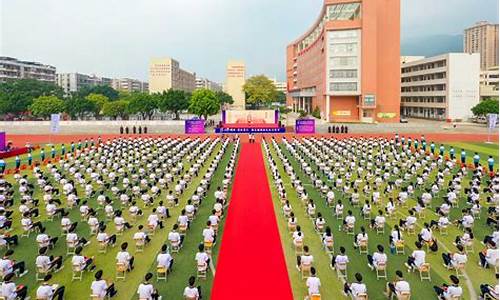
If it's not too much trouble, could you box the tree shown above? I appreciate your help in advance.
[276,91,286,104]
[242,75,278,107]
[102,100,129,120]
[64,94,96,120]
[29,96,65,119]
[312,106,321,119]
[188,89,219,120]
[77,85,119,100]
[156,89,189,119]
[471,98,499,116]
[127,92,157,120]
[85,93,109,118]
[0,79,63,118]
[214,91,234,107]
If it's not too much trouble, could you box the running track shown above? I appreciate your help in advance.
[210,142,293,300]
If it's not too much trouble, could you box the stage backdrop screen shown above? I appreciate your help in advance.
[295,119,315,133]
[0,132,4,151]
[185,119,205,134]
[225,110,276,124]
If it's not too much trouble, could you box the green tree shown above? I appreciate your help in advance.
[188,89,219,120]
[85,93,109,118]
[276,91,286,104]
[29,95,65,120]
[128,92,157,120]
[156,89,189,119]
[471,98,499,116]
[242,75,277,107]
[102,100,130,120]
[312,106,321,119]
[214,91,234,107]
[0,79,63,118]
[64,94,96,120]
[77,85,119,100]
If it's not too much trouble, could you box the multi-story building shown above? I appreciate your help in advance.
[225,60,246,109]
[112,78,149,93]
[149,57,196,94]
[464,21,499,70]
[400,56,425,65]
[286,0,401,123]
[195,77,222,92]
[269,78,287,93]
[480,66,499,100]
[401,53,480,121]
[0,56,56,83]
[56,73,113,95]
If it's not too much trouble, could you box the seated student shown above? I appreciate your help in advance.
[0,232,18,248]
[430,211,450,230]
[390,225,403,248]
[314,213,326,232]
[116,242,134,272]
[156,201,170,219]
[344,272,367,298]
[322,227,334,249]
[91,270,117,298]
[418,223,434,244]
[455,228,474,248]
[405,241,426,272]
[306,267,321,297]
[202,221,215,245]
[183,276,200,300]
[442,244,467,269]
[66,228,89,248]
[114,211,132,231]
[147,209,163,231]
[297,246,314,270]
[128,201,143,217]
[371,210,386,230]
[292,226,304,248]
[399,210,417,230]
[97,225,117,247]
[60,212,78,233]
[385,270,411,299]
[341,210,356,232]
[46,201,64,219]
[157,244,173,274]
[288,212,297,231]
[367,244,387,271]
[21,211,43,233]
[353,226,368,249]
[0,250,28,277]
[326,188,335,206]
[137,272,160,300]
[480,273,499,300]
[36,274,65,300]
[479,241,499,268]
[456,209,474,229]
[72,246,94,272]
[332,246,349,270]
[134,225,151,245]
[168,224,183,247]
[335,200,344,218]
[434,275,463,300]
[195,244,210,270]
[36,227,58,249]
[1,273,28,300]
[36,247,63,273]
[361,200,371,217]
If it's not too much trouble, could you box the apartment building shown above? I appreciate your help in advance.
[195,77,222,92]
[57,73,112,94]
[112,78,149,93]
[464,21,499,70]
[0,56,56,83]
[149,57,196,93]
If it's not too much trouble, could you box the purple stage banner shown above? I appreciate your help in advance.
[185,119,205,134]
[0,132,5,151]
[295,119,315,134]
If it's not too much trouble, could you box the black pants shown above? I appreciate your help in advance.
[5,235,18,246]
[480,284,495,298]
[32,222,44,232]
[13,261,25,274]
[53,286,65,300]
[108,235,117,245]
[50,256,63,270]
[106,283,118,297]
[479,252,488,267]
[367,255,374,267]
[387,282,396,294]
[433,285,448,298]
[127,257,135,271]
[442,253,452,267]
[407,257,416,268]
[16,285,28,299]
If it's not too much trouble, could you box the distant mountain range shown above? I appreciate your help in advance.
[401,34,464,57]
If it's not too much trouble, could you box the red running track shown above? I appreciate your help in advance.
[211,142,293,300]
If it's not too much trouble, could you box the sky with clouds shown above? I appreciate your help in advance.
[1,0,498,83]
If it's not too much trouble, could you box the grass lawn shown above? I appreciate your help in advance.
[0,139,238,300]
[264,138,498,300]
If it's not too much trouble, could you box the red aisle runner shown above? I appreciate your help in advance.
[211,142,293,300]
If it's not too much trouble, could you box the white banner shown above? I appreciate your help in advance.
[487,113,498,129]
[50,114,60,133]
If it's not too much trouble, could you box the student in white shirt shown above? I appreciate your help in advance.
[480,273,499,300]
[433,275,463,299]
[72,246,94,272]
[305,267,321,296]
[406,241,426,271]
[91,270,117,298]
[0,250,27,277]
[134,225,151,245]
[195,244,210,269]
[157,244,173,273]
[367,244,387,271]
[168,224,183,247]
[297,246,314,269]
[385,270,410,299]
[137,273,159,300]
[1,273,28,300]
[36,274,65,300]
[183,276,200,299]
[116,242,134,271]
[479,242,499,268]
[332,246,349,270]
[442,244,467,269]
[344,272,367,297]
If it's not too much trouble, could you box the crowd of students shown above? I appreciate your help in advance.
[0,135,239,299]
[265,134,498,299]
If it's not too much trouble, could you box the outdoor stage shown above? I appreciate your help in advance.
[214,109,286,133]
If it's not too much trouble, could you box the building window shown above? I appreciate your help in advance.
[330,82,358,91]
[326,3,361,21]
[330,69,357,79]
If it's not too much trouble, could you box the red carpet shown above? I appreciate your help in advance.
[211,142,293,300]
